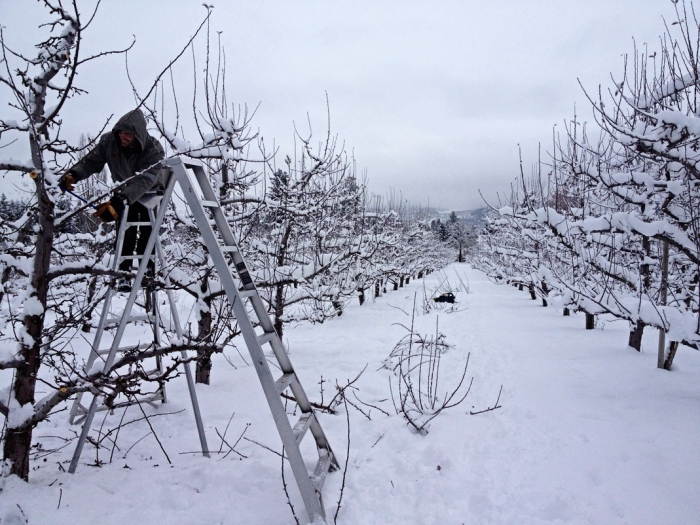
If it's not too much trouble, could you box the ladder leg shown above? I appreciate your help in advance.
[69,208,130,425]
[68,394,101,473]
[68,287,113,424]
[68,177,177,472]
[153,219,210,457]
[168,158,336,521]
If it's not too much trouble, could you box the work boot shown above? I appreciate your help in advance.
[115,278,132,293]
[144,263,157,291]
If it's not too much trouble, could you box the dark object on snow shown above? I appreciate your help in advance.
[433,292,456,304]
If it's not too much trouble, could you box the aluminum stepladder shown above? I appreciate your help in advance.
[68,171,210,473]
[167,156,339,522]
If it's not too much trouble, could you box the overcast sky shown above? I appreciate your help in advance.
[2,1,676,210]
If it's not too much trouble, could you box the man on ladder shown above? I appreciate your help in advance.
[60,108,166,291]
[65,154,339,522]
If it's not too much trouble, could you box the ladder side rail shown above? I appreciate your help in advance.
[172,161,325,520]
[285,382,338,470]
[182,168,293,358]
[101,177,175,373]
[182,165,287,347]
[69,175,177,474]
[146,211,166,404]
[69,202,132,424]
[68,286,114,424]
[185,166,292,362]
[84,211,131,372]
[195,175,337,463]
[152,212,210,458]
[185,159,338,467]
[264,328,337,463]
[151,284,168,405]
[207,206,285,335]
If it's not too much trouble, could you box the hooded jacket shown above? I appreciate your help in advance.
[69,109,166,204]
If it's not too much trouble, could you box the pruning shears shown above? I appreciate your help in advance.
[58,182,97,210]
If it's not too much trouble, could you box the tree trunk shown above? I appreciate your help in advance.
[195,350,212,384]
[663,341,679,370]
[563,308,570,316]
[0,266,11,306]
[4,153,55,480]
[272,224,293,339]
[196,312,212,384]
[332,297,343,316]
[273,282,285,338]
[541,281,549,307]
[374,281,380,298]
[518,283,523,291]
[585,313,595,330]
[528,283,536,300]
[220,164,229,199]
[399,276,405,288]
[358,288,365,305]
[2,18,76,479]
[81,275,99,332]
[392,280,398,291]
[195,277,213,384]
[627,320,645,352]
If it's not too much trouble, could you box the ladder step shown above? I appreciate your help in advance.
[275,372,296,393]
[257,331,277,346]
[105,314,152,326]
[72,403,88,416]
[239,289,257,298]
[95,342,152,356]
[311,449,333,491]
[118,255,155,260]
[220,245,239,253]
[96,390,165,412]
[125,221,152,227]
[201,200,219,207]
[292,412,313,444]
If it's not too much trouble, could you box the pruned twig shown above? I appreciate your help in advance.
[470,385,503,415]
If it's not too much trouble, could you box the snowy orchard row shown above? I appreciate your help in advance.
[0,1,456,482]
[473,1,700,367]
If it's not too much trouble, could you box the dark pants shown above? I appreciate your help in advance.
[118,202,154,274]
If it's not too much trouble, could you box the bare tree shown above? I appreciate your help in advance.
[478,1,700,363]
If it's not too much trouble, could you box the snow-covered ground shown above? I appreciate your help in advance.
[2,264,699,524]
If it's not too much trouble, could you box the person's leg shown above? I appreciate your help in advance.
[119,204,140,273]
[132,202,154,275]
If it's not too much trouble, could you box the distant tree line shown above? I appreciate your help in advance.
[0,193,26,221]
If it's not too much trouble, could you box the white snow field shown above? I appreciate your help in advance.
[2,264,699,524]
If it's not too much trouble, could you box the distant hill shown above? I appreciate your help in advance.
[434,208,488,227]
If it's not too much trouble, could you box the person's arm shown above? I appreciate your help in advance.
[67,134,110,181]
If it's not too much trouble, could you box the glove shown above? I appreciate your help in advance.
[59,172,76,192]
[93,196,125,222]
